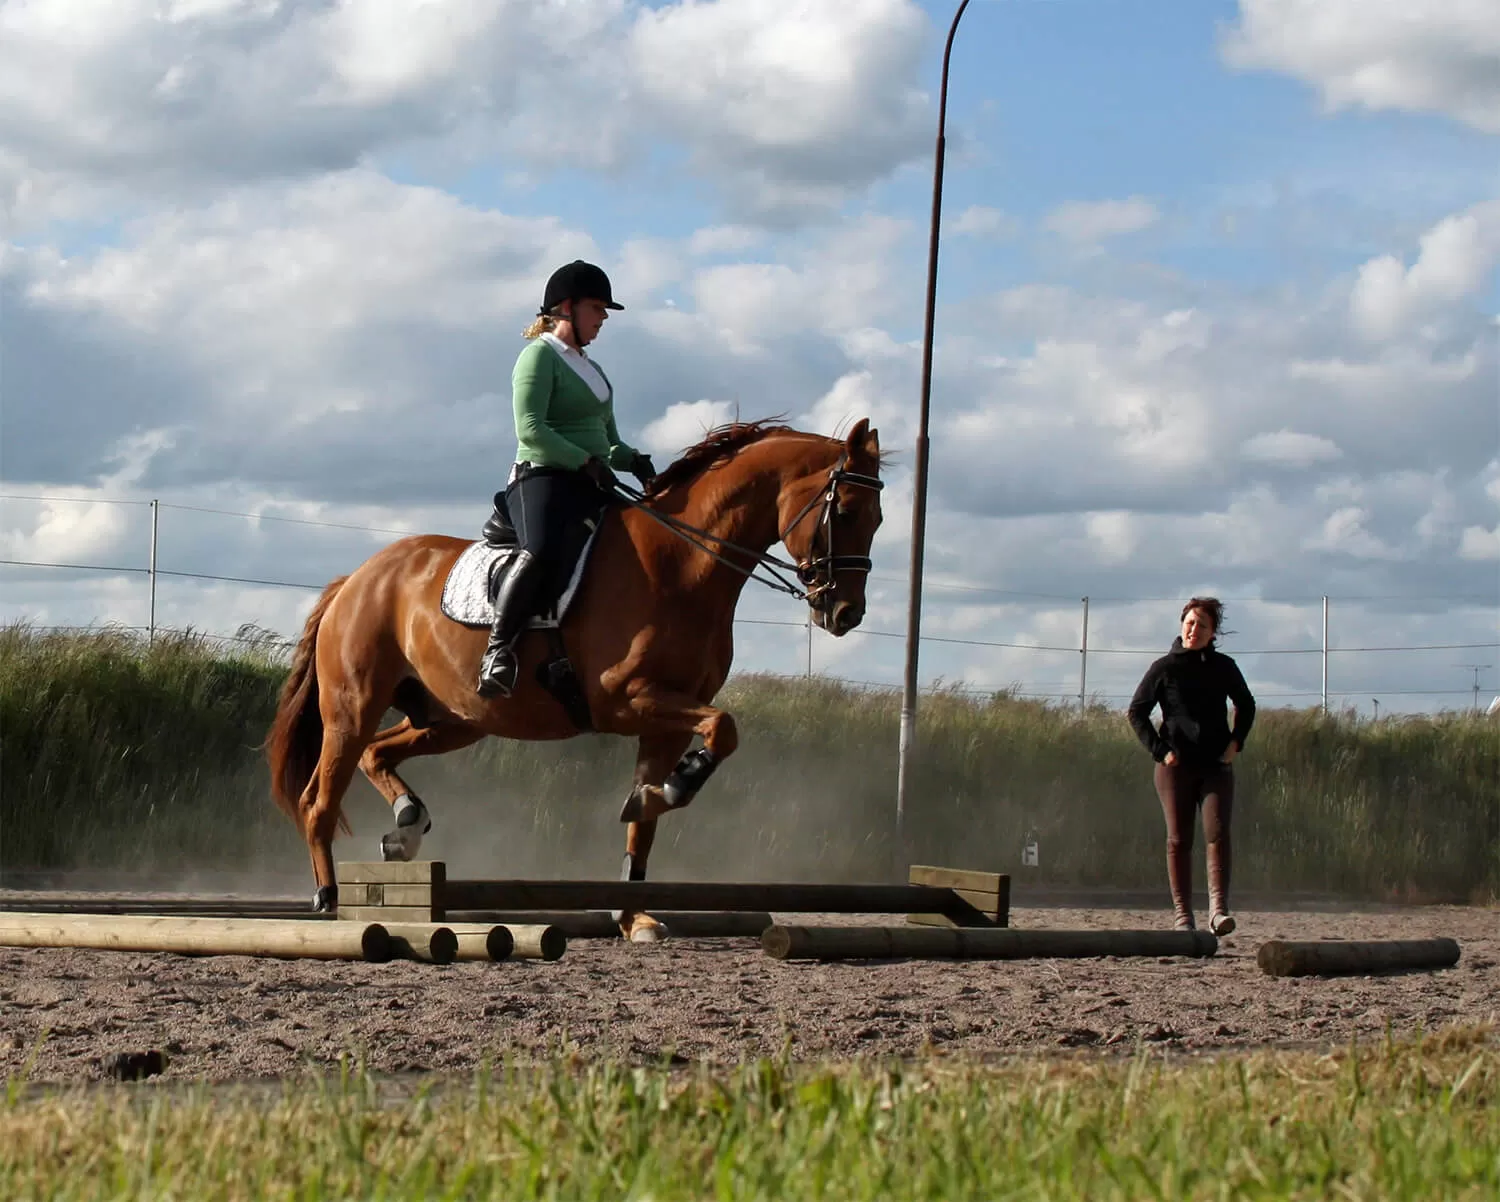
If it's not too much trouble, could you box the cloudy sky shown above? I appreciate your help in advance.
[2,0,1497,715]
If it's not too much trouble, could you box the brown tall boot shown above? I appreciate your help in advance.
[1207,839,1235,936]
[1166,840,1194,930]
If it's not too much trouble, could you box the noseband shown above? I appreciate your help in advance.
[779,453,885,604]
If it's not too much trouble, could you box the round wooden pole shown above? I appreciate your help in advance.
[503,924,567,961]
[443,880,970,915]
[380,923,460,965]
[762,925,1217,962]
[443,923,516,961]
[445,911,773,939]
[0,913,391,962]
[1257,938,1460,978]
[0,894,313,918]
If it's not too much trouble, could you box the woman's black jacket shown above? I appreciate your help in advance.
[1127,638,1256,767]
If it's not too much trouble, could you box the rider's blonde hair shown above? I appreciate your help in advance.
[522,313,558,340]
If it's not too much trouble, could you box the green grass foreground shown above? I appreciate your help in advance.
[2,625,1497,900]
[2,1033,1498,1200]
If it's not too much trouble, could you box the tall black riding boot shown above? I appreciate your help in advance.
[477,549,545,698]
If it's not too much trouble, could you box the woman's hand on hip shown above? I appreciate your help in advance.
[1221,741,1239,765]
[1163,751,1179,767]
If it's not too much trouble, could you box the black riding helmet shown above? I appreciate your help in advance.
[541,260,624,315]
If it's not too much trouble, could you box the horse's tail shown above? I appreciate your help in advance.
[265,576,351,836]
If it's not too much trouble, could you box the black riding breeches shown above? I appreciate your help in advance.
[503,465,610,605]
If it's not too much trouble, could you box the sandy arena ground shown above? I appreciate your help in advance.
[1,903,1495,1084]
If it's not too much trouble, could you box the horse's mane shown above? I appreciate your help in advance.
[645,420,804,497]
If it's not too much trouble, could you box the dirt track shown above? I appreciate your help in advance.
[1,905,1495,1083]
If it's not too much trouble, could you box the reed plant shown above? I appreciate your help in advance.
[2,626,1495,901]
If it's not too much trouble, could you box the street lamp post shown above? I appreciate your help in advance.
[896,0,973,855]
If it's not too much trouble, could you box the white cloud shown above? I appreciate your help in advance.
[1458,524,1500,560]
[0,492,134,565]
[948,205,1018,239]
[639,400,740,457]
[1241,430,1344,467]
[689,215,912,352]
[0,0,930,228]
[6,170,590,500]
[1043,197,1159,242]
[628,0,928,221]
[797,371,905,445]
[1085,511,1138,565]
[1459,468,1500,560]
[688,226,765,256]
[1223,0,1500,133]
[1349,201,1500,340]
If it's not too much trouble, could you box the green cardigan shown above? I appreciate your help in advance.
[511,338,640,471]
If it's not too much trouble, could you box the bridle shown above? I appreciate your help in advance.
[777,453,885,604]
[614,452,883,605]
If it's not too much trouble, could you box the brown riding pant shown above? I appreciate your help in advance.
[1154,761,1234,914]
[1154,761,1234,852]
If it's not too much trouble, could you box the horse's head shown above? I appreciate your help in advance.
[777,418,884,637]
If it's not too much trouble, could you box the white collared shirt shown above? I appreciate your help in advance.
[540,332,610,402]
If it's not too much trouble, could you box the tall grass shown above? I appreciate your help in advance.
[0,626,300,882]
[2,1033,1498,1200]
[2,626,1495,900]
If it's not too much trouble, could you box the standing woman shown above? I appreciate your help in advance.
[477,260,657,698]
[1127,597,1256,934]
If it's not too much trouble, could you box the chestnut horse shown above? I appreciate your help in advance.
[265,419,884,940]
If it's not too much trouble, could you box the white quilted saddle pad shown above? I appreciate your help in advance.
[439,529,599,630]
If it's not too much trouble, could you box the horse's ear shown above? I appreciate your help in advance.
[845,417,878,460]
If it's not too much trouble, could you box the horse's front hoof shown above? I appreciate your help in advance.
[625,915,669,944]
[311,885,339,913]
[380,830,418,862]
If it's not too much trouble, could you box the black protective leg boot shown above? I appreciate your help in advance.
[477,550,544,698]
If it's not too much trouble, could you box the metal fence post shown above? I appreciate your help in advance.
[1079,595,1089,713]
[148,499,160,645]
[1321,595,1329,713]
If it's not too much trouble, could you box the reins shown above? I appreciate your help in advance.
[610,451,883,604]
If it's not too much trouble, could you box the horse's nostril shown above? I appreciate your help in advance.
[831,603,863,635]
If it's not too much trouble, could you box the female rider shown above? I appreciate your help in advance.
[477,260,656,697]
[1127,597,1256,935]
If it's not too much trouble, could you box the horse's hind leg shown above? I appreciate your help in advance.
[359,718,486,861]
[301,722,378,912]
[300,664,396,910]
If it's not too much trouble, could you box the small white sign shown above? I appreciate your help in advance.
[1022,838,1040,868]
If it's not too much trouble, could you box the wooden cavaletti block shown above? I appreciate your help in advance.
[905,865,1009,928]
[336,860,444,923]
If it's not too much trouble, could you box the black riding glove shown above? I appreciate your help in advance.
[581,457,619,492]
[630,452,657,490]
